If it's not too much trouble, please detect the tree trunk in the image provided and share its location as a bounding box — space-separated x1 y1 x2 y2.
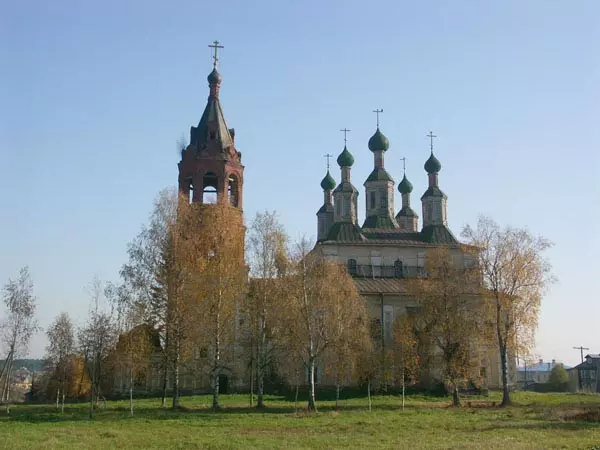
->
249 347 254 407
496 297 511 407
161 359 168 408
56 388 60 409
307 357 317 412
89 374 94 419
61 363 66 413
335 383 340 410
172 340 180 409
257 312 266 409
452 384 461 407
129 367 134 417
212 295 222 411
499 342 510 407
367 379 372 412
1 354 13 402
401 368 405 412
294 369 299 413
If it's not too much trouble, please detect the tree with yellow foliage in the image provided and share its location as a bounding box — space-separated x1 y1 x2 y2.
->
281 238 369 412
175 200 247 410
462 215 553 406
404 246 484 406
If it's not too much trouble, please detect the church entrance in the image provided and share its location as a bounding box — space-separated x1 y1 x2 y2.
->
219 374 229 394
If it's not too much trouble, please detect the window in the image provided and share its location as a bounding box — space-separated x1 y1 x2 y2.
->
434 202 441 220
347 258 357 276
370 191 376 210
427 203 432 221
343 195 351 216
379 190 387 209
371 256 381 277
186 179 194 204
394 259 403 278
383 305 393 342
202 172 218 204
227 175 238 207
336 197 341 216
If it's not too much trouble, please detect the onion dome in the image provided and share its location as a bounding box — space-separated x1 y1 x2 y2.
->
320 170 336 191
368 128 390 152
337 146 355 167
424 152 442 173
398 174 413 194
207 68 222 84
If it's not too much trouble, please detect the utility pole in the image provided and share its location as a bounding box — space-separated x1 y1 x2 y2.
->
573 346 589 364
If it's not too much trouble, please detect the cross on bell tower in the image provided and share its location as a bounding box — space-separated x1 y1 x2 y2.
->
208 40 224 68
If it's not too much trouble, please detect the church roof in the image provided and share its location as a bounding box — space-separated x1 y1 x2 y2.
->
333 181 358 194
420 225 459 245
316 203 334 215
365 167 395 183
193 96 233 149
420 185 447 200
321 224 461 247
324 222 366 242
362 214 399 229
396 206 418 217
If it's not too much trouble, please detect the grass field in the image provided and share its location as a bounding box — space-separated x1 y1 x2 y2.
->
1 391 599 449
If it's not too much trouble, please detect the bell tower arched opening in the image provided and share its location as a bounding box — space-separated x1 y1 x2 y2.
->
227 175 239 207
202 172 219 205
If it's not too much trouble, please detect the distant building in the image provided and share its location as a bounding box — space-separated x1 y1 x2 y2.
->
570 354 600 393
517 359 569 389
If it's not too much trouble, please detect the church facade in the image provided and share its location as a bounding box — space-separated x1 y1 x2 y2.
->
312 125 510 389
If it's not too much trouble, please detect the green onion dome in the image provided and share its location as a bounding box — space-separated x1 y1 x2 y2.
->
424 152 441 173
368 128 390 152
320 170 336 191
207 68 222 84
336 146 355 167
398 174 413 194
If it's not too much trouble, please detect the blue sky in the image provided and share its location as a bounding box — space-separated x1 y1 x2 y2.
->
1 0 598 365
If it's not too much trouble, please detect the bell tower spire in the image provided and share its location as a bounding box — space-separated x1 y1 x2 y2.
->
178 40 244 209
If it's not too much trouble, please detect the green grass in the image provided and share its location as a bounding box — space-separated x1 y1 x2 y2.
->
1 392 599 449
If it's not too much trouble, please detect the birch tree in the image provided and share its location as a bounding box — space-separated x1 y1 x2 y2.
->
461 215 553 406
405 247 483 407
45 312 75 413
79 277 118 419
1 267 39 406
282 237 368 412
177 201 247 410
120 188 185 408
245 211 287 408
392 315 420 410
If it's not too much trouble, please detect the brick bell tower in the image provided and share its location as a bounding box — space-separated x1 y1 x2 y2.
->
178 41 244 211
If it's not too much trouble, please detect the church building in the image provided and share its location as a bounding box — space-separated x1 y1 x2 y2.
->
312 122 507 389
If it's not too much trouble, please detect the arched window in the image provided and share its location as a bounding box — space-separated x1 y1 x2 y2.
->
347 258 357 276
394 259 403 278
227 175 238 207
202 172 218 204
185 178 194 204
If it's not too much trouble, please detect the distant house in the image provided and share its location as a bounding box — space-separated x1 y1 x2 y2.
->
571 354 600 393
517 359 569 389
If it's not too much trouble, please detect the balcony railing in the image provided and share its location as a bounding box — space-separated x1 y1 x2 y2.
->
348 264 425 279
